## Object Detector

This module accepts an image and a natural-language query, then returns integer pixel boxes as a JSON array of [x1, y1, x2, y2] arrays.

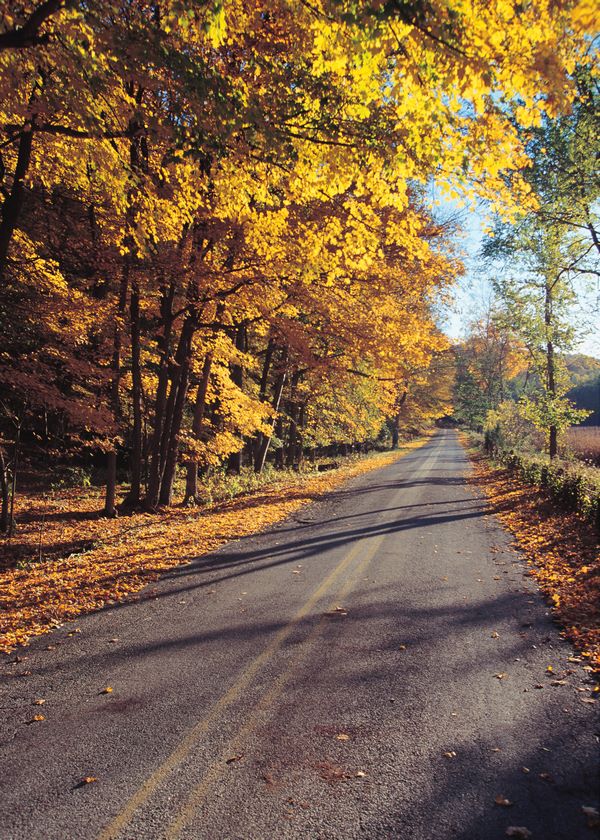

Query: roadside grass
[[463, 435, 600, 673], [0, 440, 428, 654]]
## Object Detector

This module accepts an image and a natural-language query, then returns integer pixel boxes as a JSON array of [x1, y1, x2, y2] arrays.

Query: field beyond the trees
[[565, 426, 600, 466]]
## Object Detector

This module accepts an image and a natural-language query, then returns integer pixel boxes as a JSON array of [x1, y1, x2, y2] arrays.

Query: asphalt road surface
[[1, 430, 598, 840]]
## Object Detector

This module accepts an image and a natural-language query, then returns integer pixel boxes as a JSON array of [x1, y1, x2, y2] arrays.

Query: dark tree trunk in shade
[[391, 389, 408, 450], [125, 277, 143, 507], [0, 448, 9, 534], [0, 120, 35, 285], [184, 353, 213, 503], [285, 371, 302, 467], [157, 311, 198, 506], [253, 338, 275, 468], [254, 347, 288, 474], [226, 324, 247, 474], [146, 283, 176, 508], [104, 265, 129, 516]]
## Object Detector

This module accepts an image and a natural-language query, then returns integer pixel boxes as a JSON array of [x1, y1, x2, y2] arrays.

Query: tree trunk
[[184, 353, 213, 504], [0, 448, 10, 533], [104, 267, 129, 516], [254, 350, 288, 474], [0, 120, 35, 285], [157, 312, 197, 506], [146, 283, 176, 508], [227, 324, 247, 474], [545, 279, 558, 460], [391, 390, 407, 449], [285, 371, 301, 467], [253, 338, 275, 467], [125, 278, 143, 506]]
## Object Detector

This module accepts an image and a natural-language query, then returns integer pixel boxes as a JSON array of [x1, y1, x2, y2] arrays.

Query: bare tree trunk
[[255, 348, 288, 474], [6, 419, 21, 538], [146, 282, 176, 508], [0, 448, 10, 533], [285, 371, 301, 467], [253, 337, 275, 467], [0, 119, 35, 285], [391, 389, 408, 449], [157, 312, 197, 506], [545, 279, 558, 460], [104, 266, 129, 516], [125, 278, 143, 506], [227, 324, 247, 474], [184, 353, 213, 504]]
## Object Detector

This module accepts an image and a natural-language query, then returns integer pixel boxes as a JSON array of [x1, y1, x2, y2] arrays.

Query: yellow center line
[[98, 539, 366, 840], [97, 437, 435, 840], [164, 528, 390, 840], [165, 441, 443, 838]]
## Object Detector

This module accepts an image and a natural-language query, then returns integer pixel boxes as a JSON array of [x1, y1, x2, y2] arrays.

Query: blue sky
[[436, 199, 600, 359]]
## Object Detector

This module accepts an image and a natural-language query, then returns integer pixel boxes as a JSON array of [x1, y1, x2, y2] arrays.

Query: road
[[1, 430, 598, 840]]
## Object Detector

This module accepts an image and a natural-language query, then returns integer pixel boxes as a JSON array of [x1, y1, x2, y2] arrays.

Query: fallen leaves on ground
[[495, 795, 513, 807], [76, 777, 98, 788], [466, 449, 600, 672], [505, 828, 532, 839], [582, 806, 600, 828], [225, 754, 245, 764], [0, 444, 426, 654], [314, 760, 356, 783]]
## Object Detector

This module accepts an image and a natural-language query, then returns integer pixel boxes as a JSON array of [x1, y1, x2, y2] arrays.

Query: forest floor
[[464, 441, 600, 674], [0, 441, 428, 654]]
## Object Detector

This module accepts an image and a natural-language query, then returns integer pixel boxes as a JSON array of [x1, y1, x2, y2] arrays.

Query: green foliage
[[484, 400, 543, 453], [517, 393, 590, 439], [496, 449, 600, 532]]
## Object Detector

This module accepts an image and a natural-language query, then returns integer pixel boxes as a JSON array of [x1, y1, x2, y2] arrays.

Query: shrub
[[492, 448, 600, 532]]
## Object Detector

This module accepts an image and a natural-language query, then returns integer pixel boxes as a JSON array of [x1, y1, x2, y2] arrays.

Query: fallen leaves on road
[[76, 776, 98, 788], [442, 750, 457, 759], [32, 698, 45, 705], [495, 795, 513, 807], [582, 806, 600, 828], [0, 444, 426, 654], [494, 673, 508, 680], [314, 760, 355, 783], [326, 606, 348, 617], [225, 754, 245, 764], [100, 687, 113, 694], [335, 733, 350, 741], [505, 828, 532, 839], [27, 714, 45, 723], [466, 449, 600, 672]]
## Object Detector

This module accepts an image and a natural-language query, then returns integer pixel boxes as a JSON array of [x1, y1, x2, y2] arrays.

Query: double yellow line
[[98, 436, 435, 839]]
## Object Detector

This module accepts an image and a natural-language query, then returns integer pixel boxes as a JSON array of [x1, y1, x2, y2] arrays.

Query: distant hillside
[[566, 354, 600, 425]]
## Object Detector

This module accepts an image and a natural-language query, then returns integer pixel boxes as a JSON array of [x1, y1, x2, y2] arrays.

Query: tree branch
[[0, 0, 65, 51]]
